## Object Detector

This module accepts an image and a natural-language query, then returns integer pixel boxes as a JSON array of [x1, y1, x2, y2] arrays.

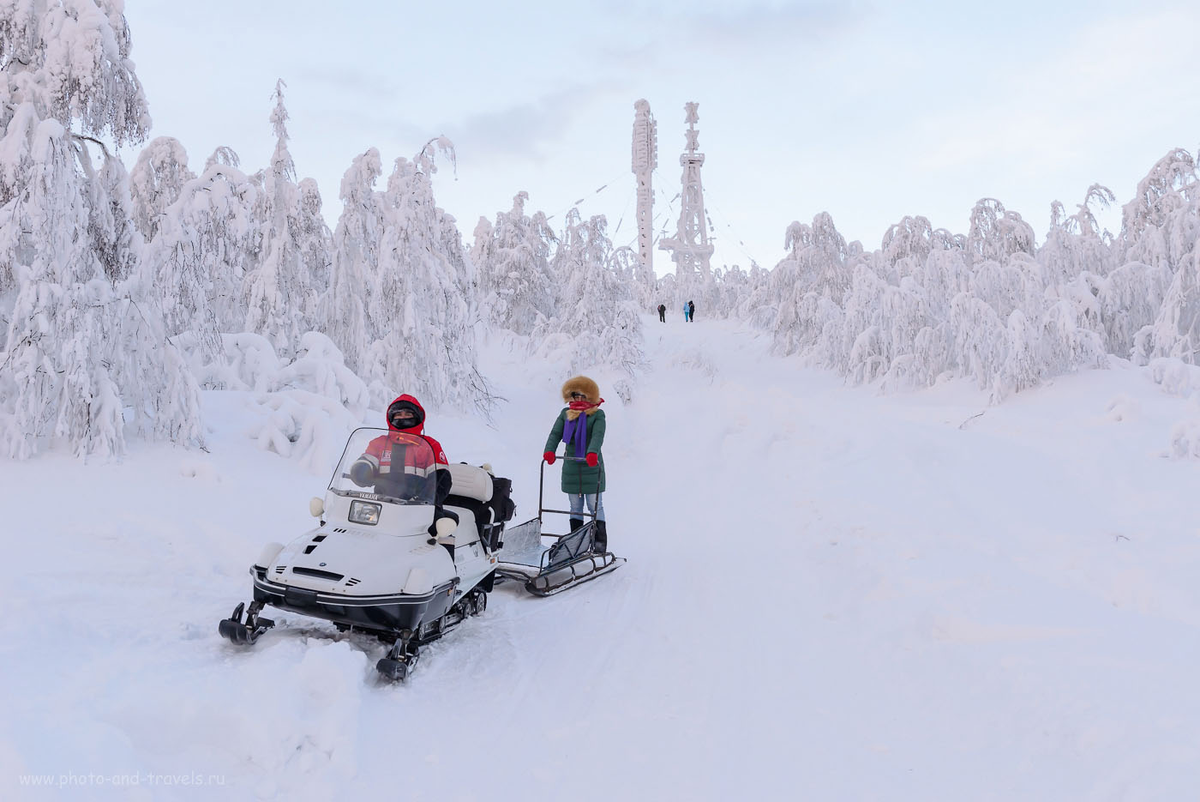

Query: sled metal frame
[[512, 454, 624, 596], [537, 453, 599, 532], [525, 535, 621, 595]]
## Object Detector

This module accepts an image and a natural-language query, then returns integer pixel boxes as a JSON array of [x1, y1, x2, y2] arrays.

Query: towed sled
[[218, 428, 515, 681], [495, 453, 625, 596]]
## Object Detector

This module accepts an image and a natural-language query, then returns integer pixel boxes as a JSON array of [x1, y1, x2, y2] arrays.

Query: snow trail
[[4, 315, 1200, 800]]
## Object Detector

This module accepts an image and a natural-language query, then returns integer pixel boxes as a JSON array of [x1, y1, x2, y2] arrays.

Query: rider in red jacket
[[351, 395, 453, 514]]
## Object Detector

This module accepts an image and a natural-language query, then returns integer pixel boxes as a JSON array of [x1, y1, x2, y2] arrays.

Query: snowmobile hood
[[387, 394, 426, 434]]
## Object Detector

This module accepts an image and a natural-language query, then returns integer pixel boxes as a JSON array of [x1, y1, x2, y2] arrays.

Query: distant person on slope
[[542, 376, 608, 553], [658, 303, 667, 322], [683, 300, 691, 322], [688, 300, 695, 322]]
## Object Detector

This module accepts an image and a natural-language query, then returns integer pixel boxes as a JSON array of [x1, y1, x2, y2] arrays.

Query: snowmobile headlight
[[349, 500, 381, 526]]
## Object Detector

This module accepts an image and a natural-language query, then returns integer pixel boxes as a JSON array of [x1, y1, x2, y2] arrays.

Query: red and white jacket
[[359, 394, 448, 478]]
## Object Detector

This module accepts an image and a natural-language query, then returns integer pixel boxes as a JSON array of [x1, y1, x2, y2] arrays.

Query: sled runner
[[495, 455, 625, 596]]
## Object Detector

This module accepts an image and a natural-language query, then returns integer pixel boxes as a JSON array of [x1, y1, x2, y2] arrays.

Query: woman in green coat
[[542, 375, 608, 552]]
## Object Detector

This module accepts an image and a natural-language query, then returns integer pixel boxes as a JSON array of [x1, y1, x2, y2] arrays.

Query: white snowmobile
[[218, 427, 515, 681]]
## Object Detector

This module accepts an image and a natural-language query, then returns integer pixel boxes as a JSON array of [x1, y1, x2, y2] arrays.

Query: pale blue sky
[[122, 0, 1200, 275]]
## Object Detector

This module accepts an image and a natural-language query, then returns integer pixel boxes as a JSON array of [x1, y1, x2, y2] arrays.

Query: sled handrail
[[538, 453, 598, 539]]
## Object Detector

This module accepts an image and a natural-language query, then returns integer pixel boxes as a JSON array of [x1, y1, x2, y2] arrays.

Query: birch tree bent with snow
[[0, 0, 201, 459]]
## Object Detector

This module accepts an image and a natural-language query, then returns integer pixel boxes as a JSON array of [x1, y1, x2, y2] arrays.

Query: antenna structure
[[631, 99, 657, 276], [658, 102, 713, 281]]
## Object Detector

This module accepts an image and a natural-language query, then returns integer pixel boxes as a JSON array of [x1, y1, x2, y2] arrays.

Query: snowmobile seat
[[443, 463, 496, 548], [445, 462, 493, 502]]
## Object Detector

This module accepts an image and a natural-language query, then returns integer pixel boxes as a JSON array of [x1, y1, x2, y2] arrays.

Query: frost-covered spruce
[[0, 0, 201, 458], [242, 80, 316, 359]]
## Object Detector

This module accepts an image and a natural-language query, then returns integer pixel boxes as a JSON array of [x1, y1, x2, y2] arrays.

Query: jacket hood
[[387, 394, 426, 434], [560, 375, 600, 404]]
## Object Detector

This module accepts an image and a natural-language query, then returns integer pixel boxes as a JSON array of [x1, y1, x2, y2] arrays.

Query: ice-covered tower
[[631, 99, 657, 276], [659, 102, 713, 280]]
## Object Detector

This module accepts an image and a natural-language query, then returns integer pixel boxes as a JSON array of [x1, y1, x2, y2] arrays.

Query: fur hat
[[561, 375, 600, 404]]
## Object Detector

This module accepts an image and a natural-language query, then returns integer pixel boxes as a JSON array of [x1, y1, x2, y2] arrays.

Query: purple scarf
[[562, 412, 588, 459]]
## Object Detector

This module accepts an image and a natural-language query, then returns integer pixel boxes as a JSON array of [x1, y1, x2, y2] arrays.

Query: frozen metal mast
[[659, 102, 713, 279], [631, 99, 657, 276]]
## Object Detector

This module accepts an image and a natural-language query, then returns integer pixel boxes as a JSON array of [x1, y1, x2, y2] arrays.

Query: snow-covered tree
[[966, 198, 1036, 265], [129, 136, 195, 243], [295, 177, 332, 318], [204, 145, 241, 172], [365, 140, 492, 414], [966, 253, 1043, 324], [770, 212, 853, 356], [880, 215, 938, 284], [1091, 260, 1171, 358], [1142, 250, 1200, 363], [1119, 150, 1200, 363], [607, 241, 657, 312], [473, 191, 557, 335], [738, 263, 776, 330], [319, 148, 382, 373], [242, 80, 313, 358], [0, 0, 201, 457], [146, 162, 257, 363], [1119, 149, 1197, 266], [1041, 185, 1116, 286], [538, 209, 644, 379], [707, 264, 750, 320], [88, 147, 140, 283]]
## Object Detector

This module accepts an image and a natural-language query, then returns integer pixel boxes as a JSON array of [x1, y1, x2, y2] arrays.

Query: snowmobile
[[218, 428, 515, 681], [495, 453, 625, 596]]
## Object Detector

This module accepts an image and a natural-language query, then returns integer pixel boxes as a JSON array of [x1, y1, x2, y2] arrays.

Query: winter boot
[[569, 518, 584, 534], [593, 520, 608, 554]]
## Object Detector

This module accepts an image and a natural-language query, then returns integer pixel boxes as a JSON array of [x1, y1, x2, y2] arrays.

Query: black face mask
[[388, 401, 423, 429]]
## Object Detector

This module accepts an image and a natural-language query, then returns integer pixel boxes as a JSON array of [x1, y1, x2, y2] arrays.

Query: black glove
[[349, 459, 375, 487]]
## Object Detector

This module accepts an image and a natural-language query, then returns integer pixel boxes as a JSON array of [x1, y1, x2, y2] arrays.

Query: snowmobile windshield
[[330, 428, 439, 507]]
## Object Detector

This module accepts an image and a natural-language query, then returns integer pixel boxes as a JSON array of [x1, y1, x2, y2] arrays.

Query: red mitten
[[585, 452, 598, 467], [543, 451, 555, 465]]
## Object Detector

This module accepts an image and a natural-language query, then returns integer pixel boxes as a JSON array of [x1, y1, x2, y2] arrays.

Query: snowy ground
[[4, 315, 1200, 800]]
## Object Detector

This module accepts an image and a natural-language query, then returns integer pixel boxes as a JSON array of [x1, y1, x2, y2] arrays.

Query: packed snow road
[[3, 315, 1200, 800]]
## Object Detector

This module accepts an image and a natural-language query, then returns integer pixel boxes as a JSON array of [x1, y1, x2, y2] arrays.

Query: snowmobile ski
[[218, 601, 275, 644]]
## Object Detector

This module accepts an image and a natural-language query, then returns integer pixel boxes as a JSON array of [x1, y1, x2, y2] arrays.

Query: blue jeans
[[568, 492, 605, 522]]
